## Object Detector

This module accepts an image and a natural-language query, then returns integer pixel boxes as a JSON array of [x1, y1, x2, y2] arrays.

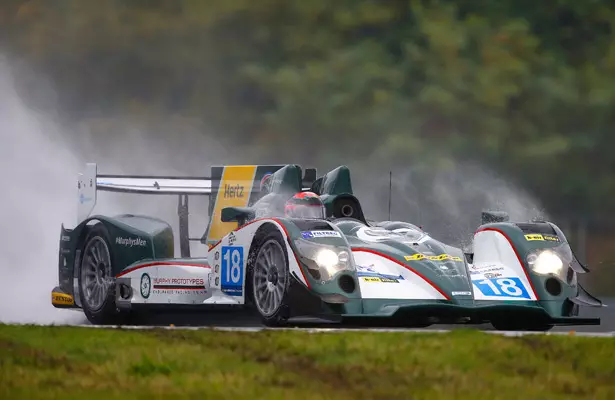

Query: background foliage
[[1, 0, 613, 290]]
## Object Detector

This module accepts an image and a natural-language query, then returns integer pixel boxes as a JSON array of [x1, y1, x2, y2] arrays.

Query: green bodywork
[[58, 214, 174, 301], [284, 217, 586, 324]]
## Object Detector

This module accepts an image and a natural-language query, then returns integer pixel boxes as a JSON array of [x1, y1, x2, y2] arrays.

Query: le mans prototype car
[[51, 163, 604, 330]]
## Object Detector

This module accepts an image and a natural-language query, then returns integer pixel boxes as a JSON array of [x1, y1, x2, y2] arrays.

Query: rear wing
[[78, 163, 213, 257], [77, 163, 317, 256]]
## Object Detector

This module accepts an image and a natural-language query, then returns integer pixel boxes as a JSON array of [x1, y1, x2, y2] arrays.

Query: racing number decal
[[473, 277, 531, 299], [221, 246, 244, 296]]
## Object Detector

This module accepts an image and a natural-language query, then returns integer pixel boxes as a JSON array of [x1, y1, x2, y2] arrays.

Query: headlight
[[527, 250, 564, 275], [315, 249, 339, 268], [294, 239, 353, 281]]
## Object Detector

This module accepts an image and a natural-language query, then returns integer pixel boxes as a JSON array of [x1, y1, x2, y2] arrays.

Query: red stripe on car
[[474, 227, 539, 300], [209, 218, 311, 289], [116, 261, 210, 277], [351, 248, 451, 300]]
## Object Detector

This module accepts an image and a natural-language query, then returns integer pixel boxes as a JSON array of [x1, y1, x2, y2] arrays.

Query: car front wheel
[[250, 231, 292, 326]]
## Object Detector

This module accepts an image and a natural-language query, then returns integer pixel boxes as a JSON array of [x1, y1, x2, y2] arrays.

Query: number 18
[[223, 248, 242, 284], [477, 278, 522, 296]]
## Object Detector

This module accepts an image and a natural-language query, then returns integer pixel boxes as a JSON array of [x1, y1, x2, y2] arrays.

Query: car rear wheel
[[78, 223, 125, 325], [250, 231, 291, 326]]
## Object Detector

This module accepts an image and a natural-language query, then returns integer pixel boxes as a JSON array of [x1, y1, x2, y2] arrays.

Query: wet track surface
[[86, 298, 615, 335], [548, 297, 615, 333]]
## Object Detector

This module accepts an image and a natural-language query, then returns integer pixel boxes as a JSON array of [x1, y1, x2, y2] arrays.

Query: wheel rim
[[81, 236, 112, 311], [253, 239, 288, 317]]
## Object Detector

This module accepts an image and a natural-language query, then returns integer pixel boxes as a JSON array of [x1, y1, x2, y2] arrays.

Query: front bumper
[[340, 299, 601, 326], [50, 286, 79, 309]]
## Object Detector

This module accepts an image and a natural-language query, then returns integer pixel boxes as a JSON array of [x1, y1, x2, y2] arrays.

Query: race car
[[51, 163, 604, 330]]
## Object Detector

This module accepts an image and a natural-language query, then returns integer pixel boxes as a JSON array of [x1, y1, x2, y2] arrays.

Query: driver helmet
[[284, 191, 326, 219]]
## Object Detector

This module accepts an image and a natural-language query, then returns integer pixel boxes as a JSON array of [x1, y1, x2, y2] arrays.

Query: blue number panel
[[221, 246, 244, 296], [472, 277, 531, 299]]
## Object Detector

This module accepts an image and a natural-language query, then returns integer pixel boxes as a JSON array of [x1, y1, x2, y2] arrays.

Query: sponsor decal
[[357, 264, 404, 282], [228, 232, 237, 245], [470, 264, 502, 271], [525, 234, 544, 241], [482, 267, 504, 273], [357, 264, 378, 274], [361, 276, 399, 283], [470, 267, 504, 276], [152, 277, 205, 287], [301, 230, 342, 239], [151, 277, 206, 295], [51, 292, 74, 305], [116, 237, 147, 247], [61, 235, 70, 242], [214, 251, 220, 261], [525, 233, 560, 242], [484, 272, 502, 279], [208, 166, 257, 242], [452, 291, 472, 296], [223, 183, 245, 199], [140, 273, 151, 298], [404, 253, 463, 262]]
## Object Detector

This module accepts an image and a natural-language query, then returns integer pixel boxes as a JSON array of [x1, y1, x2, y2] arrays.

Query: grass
[[0, 325, 614, 399]]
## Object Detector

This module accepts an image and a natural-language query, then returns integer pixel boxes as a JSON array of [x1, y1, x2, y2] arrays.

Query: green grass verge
[[0, 325, 614, 400]]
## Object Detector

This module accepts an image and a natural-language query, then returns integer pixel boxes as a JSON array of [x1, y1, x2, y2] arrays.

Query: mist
[[0, 57, 230, 324], [353, 162, 547, 249], [0, 57, 84, 324]]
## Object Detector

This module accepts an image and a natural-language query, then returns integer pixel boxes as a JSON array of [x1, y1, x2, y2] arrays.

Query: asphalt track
[[75, 324, 615, 337], [52, 298, 615, 337]]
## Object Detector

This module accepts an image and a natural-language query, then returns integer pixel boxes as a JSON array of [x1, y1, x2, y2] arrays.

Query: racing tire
[[248, 230, 292, 327], [78, 223, 127, 325]]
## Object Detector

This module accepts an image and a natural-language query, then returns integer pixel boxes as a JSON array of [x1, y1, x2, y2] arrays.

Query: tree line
[[1, 0, 614, 221]]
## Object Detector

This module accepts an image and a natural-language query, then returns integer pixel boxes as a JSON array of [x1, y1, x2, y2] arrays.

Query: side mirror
[[481, 210, 509, 225], [221, 207, 254, 223]]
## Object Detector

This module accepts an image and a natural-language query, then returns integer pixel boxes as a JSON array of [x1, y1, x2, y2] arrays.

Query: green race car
[[51, 163, 604, 330]]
